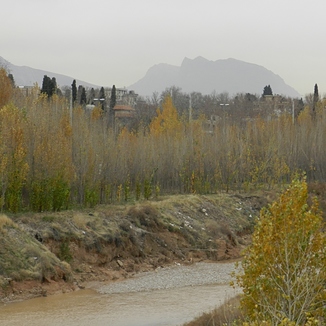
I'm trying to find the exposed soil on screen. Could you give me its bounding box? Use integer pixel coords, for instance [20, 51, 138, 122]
[0, 192, 274, 304]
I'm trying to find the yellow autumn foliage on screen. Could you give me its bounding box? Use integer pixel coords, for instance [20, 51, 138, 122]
[0, 68, 12, 108]
[236, 175, 326, 325]
[149, 95, 182, 137]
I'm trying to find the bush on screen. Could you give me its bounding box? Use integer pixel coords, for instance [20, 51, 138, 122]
[58, 241, 72, 263]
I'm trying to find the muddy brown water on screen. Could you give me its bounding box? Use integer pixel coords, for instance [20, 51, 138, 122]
[0, 284, 240, 326]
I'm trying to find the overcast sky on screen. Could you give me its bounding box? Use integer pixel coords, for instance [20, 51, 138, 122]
[2, 0, 326, 97]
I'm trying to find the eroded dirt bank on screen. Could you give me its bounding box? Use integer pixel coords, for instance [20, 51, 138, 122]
[0, 193, 272, 303]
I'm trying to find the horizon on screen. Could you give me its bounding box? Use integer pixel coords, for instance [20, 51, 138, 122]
[3, 0, 326, 97]
[0, 54, 313, 98]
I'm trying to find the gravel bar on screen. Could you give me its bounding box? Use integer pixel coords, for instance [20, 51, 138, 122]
[99, 261, 238, 294]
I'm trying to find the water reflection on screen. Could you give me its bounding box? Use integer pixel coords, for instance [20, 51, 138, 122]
[0, 284, 239, 326]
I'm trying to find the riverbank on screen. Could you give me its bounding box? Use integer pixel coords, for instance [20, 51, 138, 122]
[96, 260, 239, 294]
[0, 192, 272, 304]
[0, 260, 242, 326]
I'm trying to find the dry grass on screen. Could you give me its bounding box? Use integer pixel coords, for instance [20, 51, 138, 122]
[0, 214, 16, 229]
[72, 212, 91, 229]
[0, 192, 268, 289]
[183, 295, 243, 326]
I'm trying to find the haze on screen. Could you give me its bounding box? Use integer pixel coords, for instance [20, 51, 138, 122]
[2, 0, 326, 97]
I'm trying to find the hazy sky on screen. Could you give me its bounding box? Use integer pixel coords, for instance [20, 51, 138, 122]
[2, 0, 326, 96]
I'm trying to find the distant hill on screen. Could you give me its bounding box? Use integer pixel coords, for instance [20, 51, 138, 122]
[0, 56, 98, 89]
[129, 56, 301, 98]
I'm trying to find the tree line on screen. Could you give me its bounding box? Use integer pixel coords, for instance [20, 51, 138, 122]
[0, 68, 325, 212]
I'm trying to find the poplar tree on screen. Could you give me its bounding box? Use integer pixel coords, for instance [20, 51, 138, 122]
[0, 68, 12, 107]
[236, 176, 326, 325]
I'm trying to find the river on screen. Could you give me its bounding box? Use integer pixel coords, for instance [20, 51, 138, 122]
[0, 262, 240, 326]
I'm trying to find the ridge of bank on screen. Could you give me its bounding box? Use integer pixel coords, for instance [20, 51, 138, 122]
[0, 193, 272, 303]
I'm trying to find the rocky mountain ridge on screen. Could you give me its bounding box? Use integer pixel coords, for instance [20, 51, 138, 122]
[129, 56, 301, 98]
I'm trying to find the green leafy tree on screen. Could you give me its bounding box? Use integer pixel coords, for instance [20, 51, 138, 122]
[236, 176, 326, 325]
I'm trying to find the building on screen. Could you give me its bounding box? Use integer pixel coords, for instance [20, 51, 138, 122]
[105, 87, 138, 107]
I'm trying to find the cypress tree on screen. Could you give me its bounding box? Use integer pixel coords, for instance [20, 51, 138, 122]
[8, 74, 15, 87]
[80, 87, 87, 105]
[110, 85, 116, 110]
[41, 75, 50, 96]
[98, 87, 106, 110]
[89, 87, 95, 104]
[41, 75, 57, 98]
[77, 85, 83, 105]
[262, 85, 273, 96]
[71, 80, 77, 106]
[313, 83, 319, 114]
[51, 77, 57, 96]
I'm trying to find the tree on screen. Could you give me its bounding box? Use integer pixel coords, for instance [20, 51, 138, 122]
[149, 95, 182, 136]
[97, 87, 106, 110]
[88, 87, 95, 104]
[8, 73, 15, 87]
[109, 85, 116, 110]
[77, 85, 83, 105]
[313, 83, 319, 114]
[236, 176, 326, 325]
[41, 75, 57, 98]
[71, 80, 77, 105]
[80, 87, 87, 105]
[51, 77, 57, 92]
[263, 85, 273, 96]
[0, 68, 12, 108]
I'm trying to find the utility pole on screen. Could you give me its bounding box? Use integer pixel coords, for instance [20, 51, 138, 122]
[292, 99, 295, 124]
[69, 89, 73, 125]
[189, 95, 192, 122]
[220, 103, 229, 134]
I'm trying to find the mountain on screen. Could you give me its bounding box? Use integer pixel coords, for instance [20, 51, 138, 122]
[129, 56, 301, 98]
[0, 56, 98, 88]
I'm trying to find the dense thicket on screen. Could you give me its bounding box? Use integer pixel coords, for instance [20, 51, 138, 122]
[1, 76, 326, 212]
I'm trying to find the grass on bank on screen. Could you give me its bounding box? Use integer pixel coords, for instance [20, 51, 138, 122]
[0, 192, 264, 287]
[0, 213, 72, 286]
[183, 295, 243, 326]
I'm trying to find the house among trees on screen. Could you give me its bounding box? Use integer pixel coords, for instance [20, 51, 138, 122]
[17, 86, 34, 96]
[105, 87, 138, 107]
[113, 104, 136, 119]
[105, 87, 138, 128]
